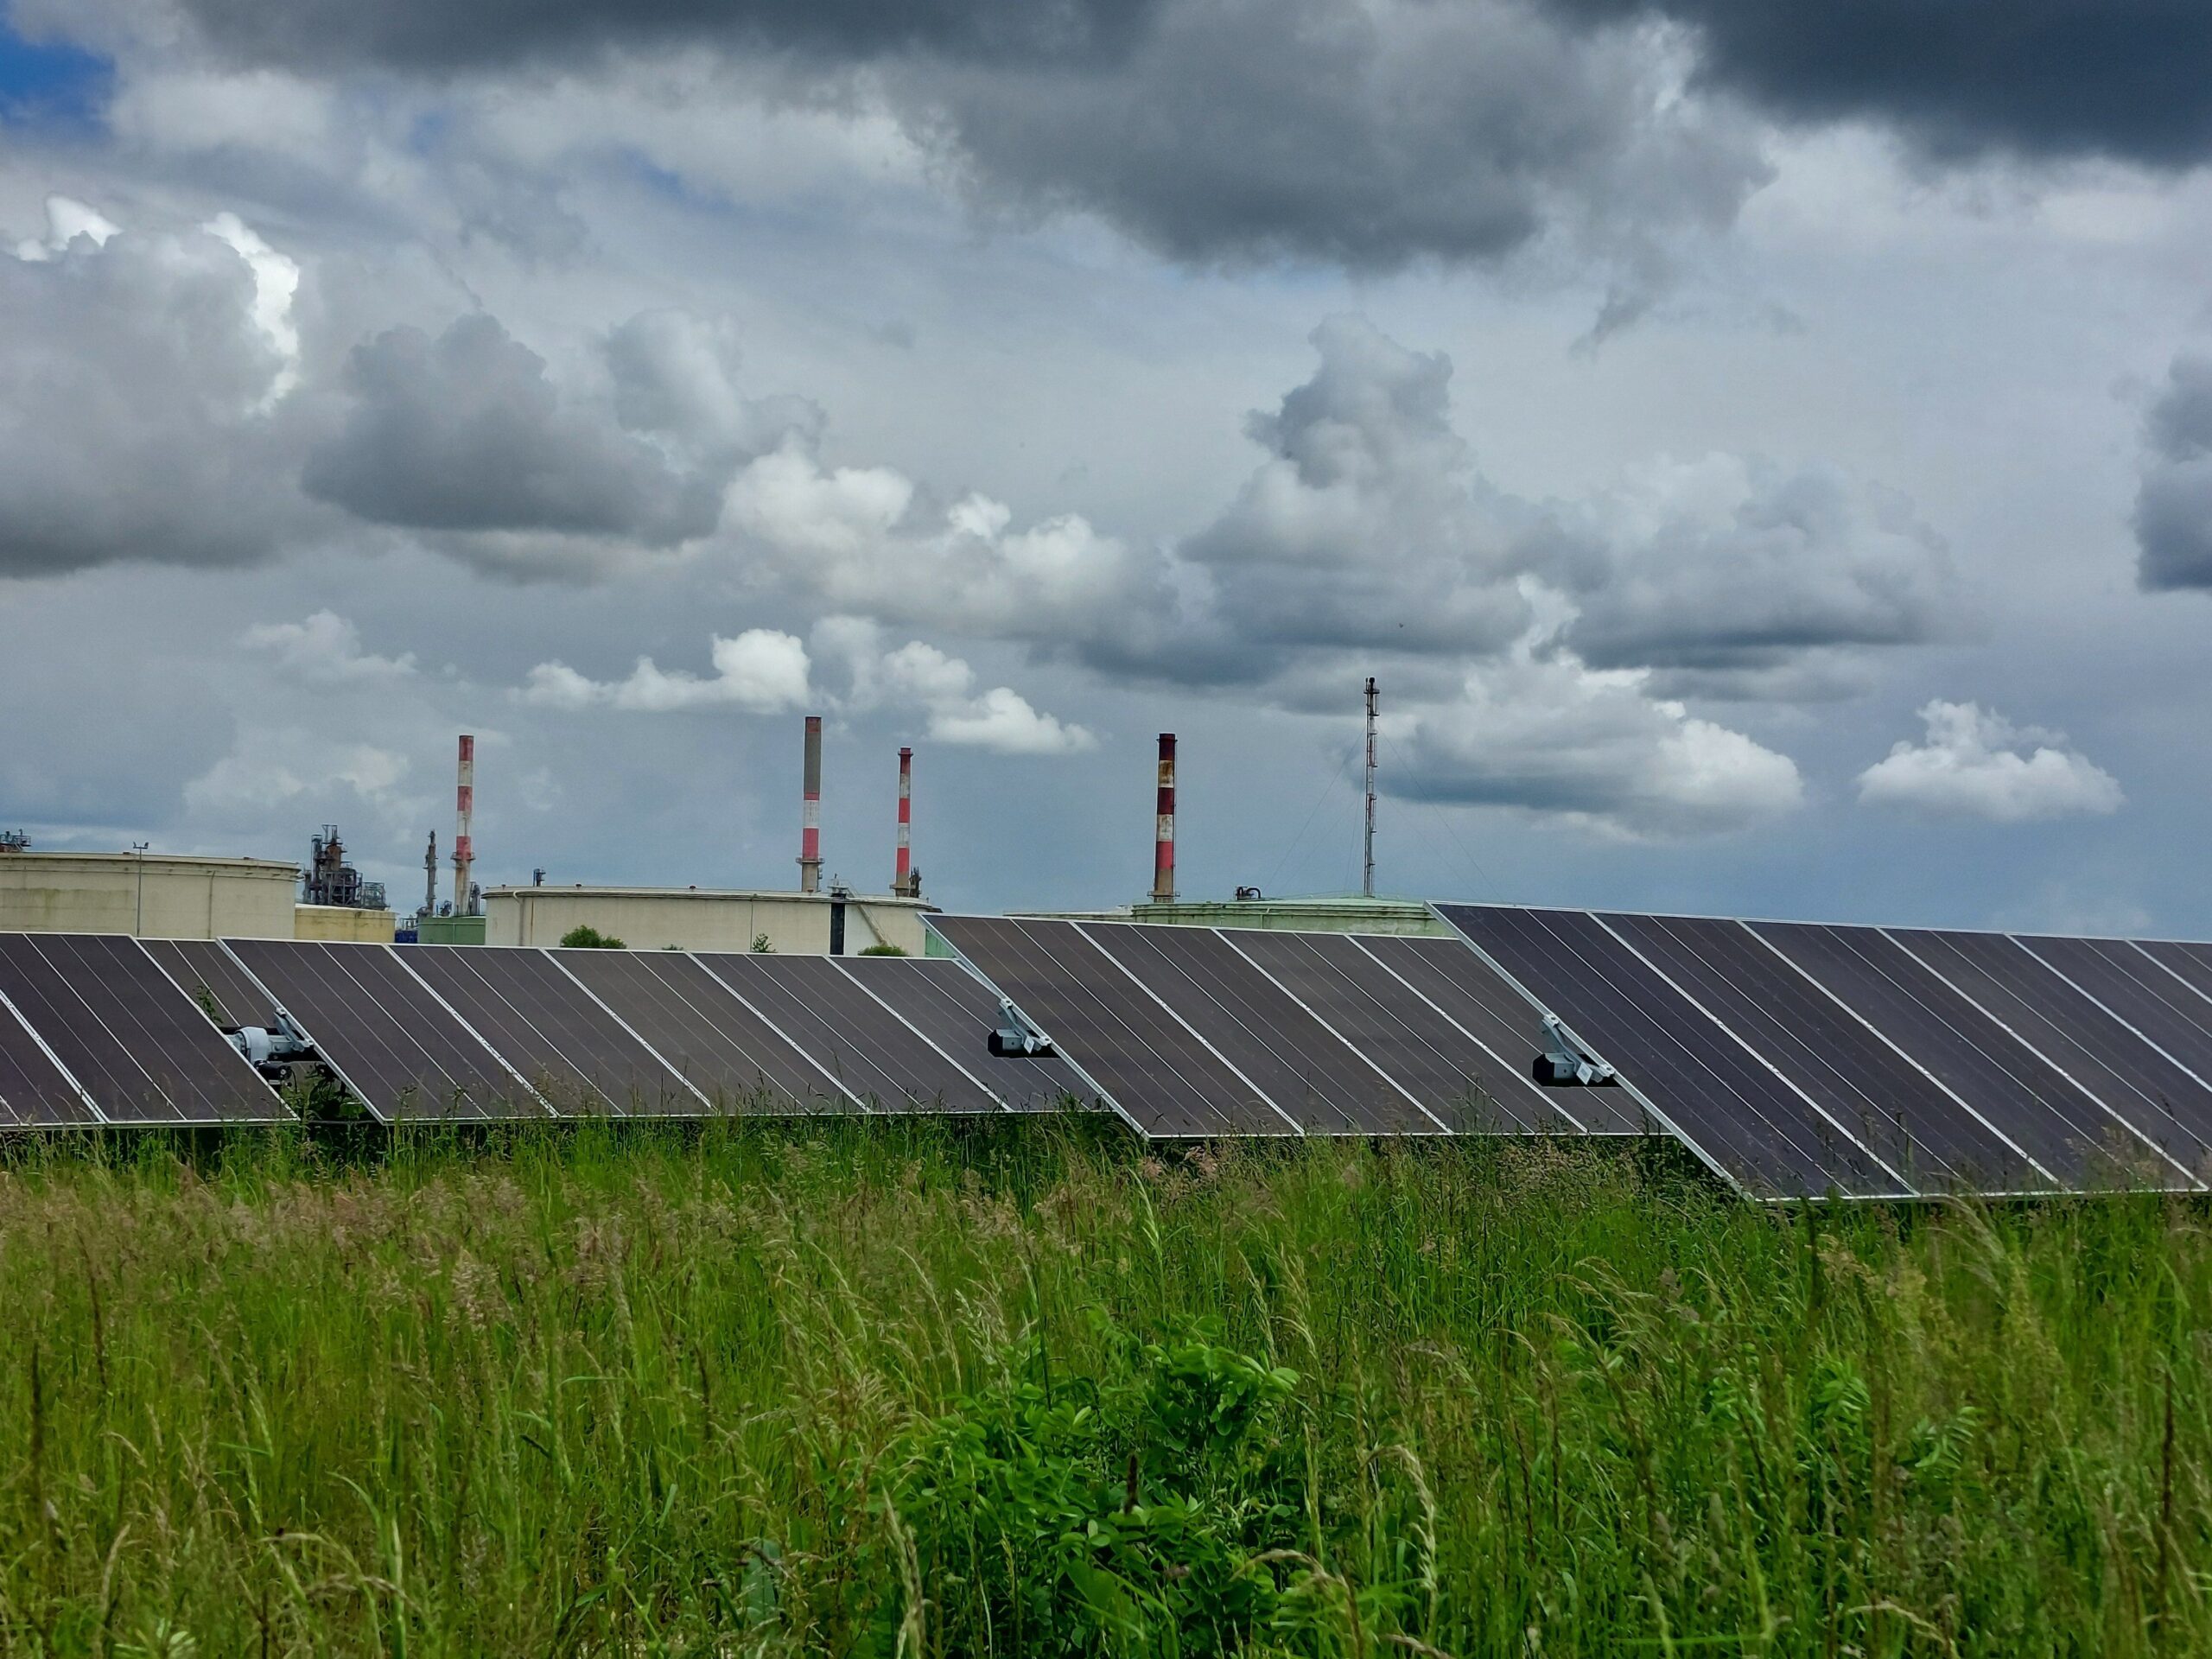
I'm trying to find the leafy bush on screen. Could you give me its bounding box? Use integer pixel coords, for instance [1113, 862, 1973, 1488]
[863, 1323, 1300, 1654]
[859, 943, 908, 956]
[558, 924, 626, 948]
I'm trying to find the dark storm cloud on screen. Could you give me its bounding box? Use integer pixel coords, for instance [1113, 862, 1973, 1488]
[158, 0, 1157, 75]
[128, 0, 1769, 276]
[302, 314, 723, 545]
[0, 218, 308, 580]
[910, 0, 1766, 271]
[1548, 0, 2212, 166]
[2134, 354, 2212, 592]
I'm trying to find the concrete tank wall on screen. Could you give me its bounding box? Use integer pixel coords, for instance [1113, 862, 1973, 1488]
[0, 853, 297, 938]
[295, 904, 397, 944]
[485, 887, 934, 956]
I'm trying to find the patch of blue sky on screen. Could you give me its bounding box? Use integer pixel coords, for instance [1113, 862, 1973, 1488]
[0, 10, 111, 129]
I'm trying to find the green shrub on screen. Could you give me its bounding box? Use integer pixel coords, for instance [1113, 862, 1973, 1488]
[558, 924, 626, 948]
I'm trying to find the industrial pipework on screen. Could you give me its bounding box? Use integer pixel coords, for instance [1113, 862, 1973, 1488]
[798, 715, 823, 894]
[1152, 733, 1177, 903]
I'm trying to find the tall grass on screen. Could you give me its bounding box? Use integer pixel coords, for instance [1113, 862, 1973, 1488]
[0, 1121, 2204, 1654]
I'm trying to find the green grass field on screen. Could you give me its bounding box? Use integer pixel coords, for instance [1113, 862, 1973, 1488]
[0, 1121, 2205, 1655]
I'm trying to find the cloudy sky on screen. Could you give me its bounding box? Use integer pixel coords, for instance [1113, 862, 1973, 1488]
[3, 0, 2211, 933]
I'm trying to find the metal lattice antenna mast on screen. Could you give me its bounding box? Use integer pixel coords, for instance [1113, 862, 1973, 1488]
[1362, 677, 1378, 899]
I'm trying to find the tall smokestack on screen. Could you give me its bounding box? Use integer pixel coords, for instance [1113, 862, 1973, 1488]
[894, 746, 915, 897]
[1363, 676, 1378, 899]
[451, 735, 474, 916]
[798, 715, 823, 894]
[1151, 733, 1177, 904]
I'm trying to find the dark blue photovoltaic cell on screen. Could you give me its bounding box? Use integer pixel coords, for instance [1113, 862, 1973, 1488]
[834, 957, 1099, 1113]
[931, 916, 1292, 1135]
[1602, 914, 2033, 1193]
[2014, 936, 2212, 1095]
[0, 935, 285, 1124]
[227, 939, 537, 1122]
[1078, 923, 1427, 1134]
[0, 990, 94, 1126]
[1891, 931, 2209, 1184]
[1436, 906, 1899, 1197]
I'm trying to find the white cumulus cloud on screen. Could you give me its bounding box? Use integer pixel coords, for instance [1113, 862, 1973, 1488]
[243, 611, 416, 682]
[518, 627, 813, 714]
[1856, 701, 2124, 822]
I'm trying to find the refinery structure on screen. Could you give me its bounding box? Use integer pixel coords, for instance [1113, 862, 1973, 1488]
[0, 687, 1409, 952]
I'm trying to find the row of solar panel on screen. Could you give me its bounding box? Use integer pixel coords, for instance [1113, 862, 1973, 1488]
[9, 912, 2212, 1204]
[0, 933, 1096, 1126]
[1434, 906, 2212, 1198]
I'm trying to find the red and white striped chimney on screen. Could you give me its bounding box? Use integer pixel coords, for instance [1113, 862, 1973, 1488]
[798, 715, 823, 894]
[894, 746, 914, 897]
[1151, 732, 1177, 903]
[451, 734, 474, 915]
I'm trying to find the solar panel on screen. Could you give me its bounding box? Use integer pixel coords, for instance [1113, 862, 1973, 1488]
[1601, 913, 2037, 1193]
[0, 978, 99, 1126]
[1436, 906, 1903, 1198]
[226, 939, 542, 1122]
[1889, 930, 2212, 1183]
[832, 956, 1100, 1112]
[1351, 934, 1623, 1133]
[1169, 930, 1511, 1131]
[1077, 923, 1434, 1134]
[2019, 936, 2212, 1087]
[695, 953, 1005, 1112]
[551, 949, 841, 1113]
[397, 945, 696, 1116]
[929, 916, 1291, 1136]
[143, 938, 273, 1030]
[0, 934, 287, 1124]
[2138, 939, 2212, 1005]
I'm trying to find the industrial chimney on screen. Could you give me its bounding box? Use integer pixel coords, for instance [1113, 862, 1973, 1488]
[451, 735, 474, 916]
[1151, 733, 1177, 904]
[798, 715, 823, 894]
[893, 746, 919, 898]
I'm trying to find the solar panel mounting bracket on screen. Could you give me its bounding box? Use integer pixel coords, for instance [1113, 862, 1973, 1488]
[988, 996, 1057, 1058]
[1534, 1012, 1619, 1087]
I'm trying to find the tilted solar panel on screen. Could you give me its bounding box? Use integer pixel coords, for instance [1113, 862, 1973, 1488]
[695, 953, 1005, 1113]
[832, 956, 1099, 1113]
[143, 938, 273, 1031]
[0, 981, 99, 1126]
[226, 939, 542, 1122]
[397, 944, 696, 1116]
[551, 949, 837, 1114]
[930, 916, 1290, 1136]
[1888, 930, 2211, 1184]
[1351, 933, 1629, 1133]
[1435, 906, 1903, 1198]
[1079, 922, 1433, 1134]
[1218, 930, 1530, 1133]
[0, 934, 286, 1124]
